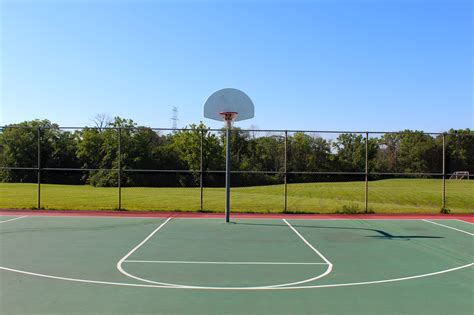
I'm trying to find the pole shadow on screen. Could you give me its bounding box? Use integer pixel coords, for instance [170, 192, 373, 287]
[233, 221, 444, 240]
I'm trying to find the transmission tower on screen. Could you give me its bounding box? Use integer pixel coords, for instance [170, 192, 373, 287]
[171, 106, 179, 129]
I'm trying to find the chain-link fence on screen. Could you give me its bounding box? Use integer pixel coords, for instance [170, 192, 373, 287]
[1, 126, 472, 213]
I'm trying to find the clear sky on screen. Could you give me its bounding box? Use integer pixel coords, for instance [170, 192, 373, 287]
[1, 0, 472, 132]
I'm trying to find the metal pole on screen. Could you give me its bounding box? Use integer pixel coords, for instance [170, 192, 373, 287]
[118, 128, 122, 210]
[37, 127, 41, 210]
[200, 129, 204, 211]
[442, 133, 446, 210]
[365, 132, 369, 213]
[225, 122, 231, 222]
[284, 130, 288, 212]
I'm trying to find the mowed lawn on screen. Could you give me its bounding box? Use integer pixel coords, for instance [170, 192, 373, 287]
[0, 179, 472, 213]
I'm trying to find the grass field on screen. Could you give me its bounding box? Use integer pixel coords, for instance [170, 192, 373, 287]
[0, 179, 472, 213]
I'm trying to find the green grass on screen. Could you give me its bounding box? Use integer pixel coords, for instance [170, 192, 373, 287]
[0, 179, 472, 213]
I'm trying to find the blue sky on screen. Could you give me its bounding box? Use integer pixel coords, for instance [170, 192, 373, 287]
[1, 0, 472, 132]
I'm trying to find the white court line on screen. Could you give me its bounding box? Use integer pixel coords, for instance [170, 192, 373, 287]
[282, 219, 333, 265]
[1, 216, 472, 290]
[116, 218, 175, 286]
[124, 260, 328, 265]
[116, 217, 333, 289]
[423, 219, 474, 236]
[455, 219, 474, 225]
[259, 219, 334, 288]
[0, 216, 27, 224]
[1, 263, 472, 290]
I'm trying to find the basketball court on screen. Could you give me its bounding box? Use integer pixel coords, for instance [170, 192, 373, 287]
[2, 1, 473, 313]
[1, 212, 473, 314]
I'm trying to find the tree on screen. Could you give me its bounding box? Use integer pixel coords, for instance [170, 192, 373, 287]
[2, 117, 471, 188]
[91, 113, 112, 131]
[251, 135, 285, 172]
[444, 128, 474, 173]
[333, 133, 378, 172]
[284, 132, 333, 183]
[377, 130, 439, 174]
[289, 132, 332, 172]
[0, 120, 78, 183]
[169, 122, 223, 185]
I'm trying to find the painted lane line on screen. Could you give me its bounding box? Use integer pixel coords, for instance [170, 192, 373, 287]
[116, 218, 176, 287]
[0, 266, 171, 288]
[116, 218, 333, 289]
[282, 219, 332, 265]
[0, 216, 27, 224]
[258, 219, 334, 288]
[423, 219, 474, 236]
[1, 263, 471, 290]
[288, 262, 474, 290]
[124, 260, 328, 265]
[455, 219, 474, 225]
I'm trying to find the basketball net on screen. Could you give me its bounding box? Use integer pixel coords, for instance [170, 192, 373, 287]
[219, 112, 238, 128]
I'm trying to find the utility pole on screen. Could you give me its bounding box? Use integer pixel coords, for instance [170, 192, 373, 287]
[171, 107, 179, 129]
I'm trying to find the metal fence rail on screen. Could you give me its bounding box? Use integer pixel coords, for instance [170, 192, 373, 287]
[0, 126, 472, 213]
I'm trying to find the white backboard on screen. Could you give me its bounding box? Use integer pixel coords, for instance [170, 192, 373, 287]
[203, 88, 254, 122]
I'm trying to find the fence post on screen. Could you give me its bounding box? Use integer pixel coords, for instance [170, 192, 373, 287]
[118, 127, 122, 210]
[442, 133, 446, 210]
[365, 132, 369, 213]
[37, 126, 41, 210]
[200, 128, 204, 211]
[284, 130, 288, 212]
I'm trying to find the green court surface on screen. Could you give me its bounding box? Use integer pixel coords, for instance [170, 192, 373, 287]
[0, 215, 473, 314]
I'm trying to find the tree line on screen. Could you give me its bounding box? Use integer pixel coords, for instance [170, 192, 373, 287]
[0, 118, 472, 187]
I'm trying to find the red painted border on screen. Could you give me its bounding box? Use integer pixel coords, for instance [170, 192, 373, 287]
[0, 209, 473, 222]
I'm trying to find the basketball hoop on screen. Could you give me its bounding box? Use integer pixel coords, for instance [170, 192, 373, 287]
[219, 111, 238, 128]
[203, 88, 254, 122]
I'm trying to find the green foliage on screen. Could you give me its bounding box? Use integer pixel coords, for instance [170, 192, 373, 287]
[376, 130, 439, 173]
[170, 122, 223, 185]
[289, 132, 332, 172]
[445, 128, 474, 173]
[336, 204, 375, 214]
[333, 133, 378, 172]
[1, 119, 473, 189]
[337, 204, 361, 214]
[440, 207, 450, 214]
[0, 119, 80, 183]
